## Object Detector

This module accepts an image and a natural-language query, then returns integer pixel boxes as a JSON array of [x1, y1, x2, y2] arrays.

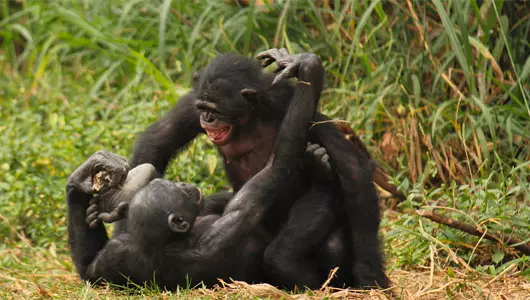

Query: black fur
[[129, 51, 388, 289], [67, 52, 334, 290]]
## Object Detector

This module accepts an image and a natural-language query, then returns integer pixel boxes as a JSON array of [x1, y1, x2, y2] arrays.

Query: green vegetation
[[1, 0, 529, 298]]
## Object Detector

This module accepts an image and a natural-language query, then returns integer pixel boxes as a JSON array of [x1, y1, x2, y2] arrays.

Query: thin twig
[[417, 210, 530, 255], [484, 264, 518, 288]]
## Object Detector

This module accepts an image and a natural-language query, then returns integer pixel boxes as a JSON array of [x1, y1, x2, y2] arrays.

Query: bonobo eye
[[167, 213, 190, 233]]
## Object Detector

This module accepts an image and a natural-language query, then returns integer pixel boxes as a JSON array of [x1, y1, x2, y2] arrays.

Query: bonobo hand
[[86, 163, 156, 228], [86, 198, 129, 228], [305, 142, 334, 181], [256, 48, 323, 86], [67, 150, 130, 195]]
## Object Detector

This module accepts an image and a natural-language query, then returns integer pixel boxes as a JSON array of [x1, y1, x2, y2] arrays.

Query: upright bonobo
[[67, 50, 332, 289], [131, 50, 389, 289]]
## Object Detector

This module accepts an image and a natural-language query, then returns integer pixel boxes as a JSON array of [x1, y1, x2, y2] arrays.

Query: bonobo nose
[[175, 182, 202, 202]]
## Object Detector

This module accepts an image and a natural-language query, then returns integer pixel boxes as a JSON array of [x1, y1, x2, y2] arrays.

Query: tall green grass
[[1, 0, 529, 284]]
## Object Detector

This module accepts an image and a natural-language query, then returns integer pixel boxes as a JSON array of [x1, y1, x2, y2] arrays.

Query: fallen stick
[[417, 210, 530, 256]]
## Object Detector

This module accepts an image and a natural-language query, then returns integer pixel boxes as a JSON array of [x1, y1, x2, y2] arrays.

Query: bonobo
[[67, 51, 332, 289], [131, 50, 389, 289]]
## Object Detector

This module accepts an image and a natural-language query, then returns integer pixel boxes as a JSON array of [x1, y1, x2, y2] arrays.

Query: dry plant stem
[[417, 210, 530, 255], [373, 167, 406, 201], [484, 263, 518, 288]]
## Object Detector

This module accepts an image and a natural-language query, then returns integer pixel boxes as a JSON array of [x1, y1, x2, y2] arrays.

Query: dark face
[[195, 79, 255, 146], [128, 179, 203, 236]]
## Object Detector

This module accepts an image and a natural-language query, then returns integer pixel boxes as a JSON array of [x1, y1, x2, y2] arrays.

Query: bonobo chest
[[219, 124, 278, 190]]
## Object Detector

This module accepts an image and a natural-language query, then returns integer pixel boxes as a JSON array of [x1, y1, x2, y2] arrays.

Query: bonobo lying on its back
[[66, 50, 335, 289], [131, 50, 389, 289]]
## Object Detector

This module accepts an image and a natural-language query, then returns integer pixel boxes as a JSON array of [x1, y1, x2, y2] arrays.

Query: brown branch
[[417, 210, 530, 256], [373, 167, 406, 201]]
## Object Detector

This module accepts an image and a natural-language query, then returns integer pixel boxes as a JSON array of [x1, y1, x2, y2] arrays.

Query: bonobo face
[[195, 79, 254, 146], [129, 178, 203, 235], [193, 53, 264, 147]]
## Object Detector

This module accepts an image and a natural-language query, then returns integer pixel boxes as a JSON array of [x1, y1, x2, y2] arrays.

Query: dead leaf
[[380, 131, 399, 163]]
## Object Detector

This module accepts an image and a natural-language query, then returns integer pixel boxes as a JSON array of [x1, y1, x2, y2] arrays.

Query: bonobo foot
[[67, 150, 130, 195], [86, 163, 157, 228], [305, 142, 333, 180], [256, 48, 323, 86]]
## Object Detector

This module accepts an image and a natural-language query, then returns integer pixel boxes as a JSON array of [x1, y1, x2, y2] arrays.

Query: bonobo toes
[[67, 150, 130, 195]]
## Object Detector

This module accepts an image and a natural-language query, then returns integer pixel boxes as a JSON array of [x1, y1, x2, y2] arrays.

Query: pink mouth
[[201, 122, 233, 145]]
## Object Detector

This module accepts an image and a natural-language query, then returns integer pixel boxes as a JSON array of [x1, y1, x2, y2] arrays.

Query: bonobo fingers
[[86, 210, 100, 229], [98, 202, 129, 224], [305, 142, 320, 153], [86, 202, 99, 216], [272, 64, 297, 86], [305, 142, 333, 179], [256, 48, 289, 68], [257, 49, 320, 86], [86, 198, 101, 228]]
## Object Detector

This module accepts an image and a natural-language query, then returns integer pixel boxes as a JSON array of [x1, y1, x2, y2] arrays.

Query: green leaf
[[207, 154, 217, 175], [492, 250, 504, 264]]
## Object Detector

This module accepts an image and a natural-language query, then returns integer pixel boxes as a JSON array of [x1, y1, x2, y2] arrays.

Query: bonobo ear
[[167, 213, 190, 233], [192, 72, 201, 84], [240, 88, 258, 107]]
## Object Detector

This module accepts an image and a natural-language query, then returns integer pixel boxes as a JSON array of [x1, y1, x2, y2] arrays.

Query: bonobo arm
[[182, 50, 324, 273], [66, 151, 130, 281], [131, 93, 204, 175]]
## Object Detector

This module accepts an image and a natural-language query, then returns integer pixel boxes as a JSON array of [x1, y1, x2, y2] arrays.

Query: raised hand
[[256, 48, 323, 87]]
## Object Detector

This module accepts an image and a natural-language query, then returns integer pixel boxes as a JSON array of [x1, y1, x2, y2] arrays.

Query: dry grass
[[1, 254, 528, 299], [1, 231, 529, 300], [1, 1, 530, 299]]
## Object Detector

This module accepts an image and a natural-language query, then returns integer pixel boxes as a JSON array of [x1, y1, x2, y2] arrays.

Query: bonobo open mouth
[[200, 117, 233, 145], [196, 100, 234, 145]]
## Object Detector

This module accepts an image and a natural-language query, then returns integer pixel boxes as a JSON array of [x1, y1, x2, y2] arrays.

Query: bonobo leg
[[86, 164, 157, 229], [264, 183, 334, 290], [351, 177, 389, 288], [316, 226, 355, 287]]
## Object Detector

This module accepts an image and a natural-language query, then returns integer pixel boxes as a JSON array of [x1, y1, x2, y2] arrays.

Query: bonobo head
[[127, 178, 203, 242], [193, 53, 292, 149]]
